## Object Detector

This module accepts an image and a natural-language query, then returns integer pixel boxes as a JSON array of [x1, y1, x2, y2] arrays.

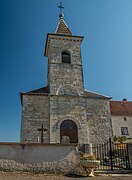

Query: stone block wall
[[20, 94, 113, 145], [47, 36, 84, 96], [0, 143, 82, 174], [48, 38, 82, 65], [86, 98, 113, 145], [49, 95, 112, 145], [49, 95, 89, 144], [20, 94, 50, 143], [49, 64, 84, 96]]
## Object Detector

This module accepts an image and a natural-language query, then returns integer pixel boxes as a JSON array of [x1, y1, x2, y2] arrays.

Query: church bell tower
[[44, 2, 84, 96], [20, 1, 112, 145]]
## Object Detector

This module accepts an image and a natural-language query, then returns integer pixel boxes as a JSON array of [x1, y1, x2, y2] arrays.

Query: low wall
[[0, 143, 83, 174], [0, 143, 76, 163]]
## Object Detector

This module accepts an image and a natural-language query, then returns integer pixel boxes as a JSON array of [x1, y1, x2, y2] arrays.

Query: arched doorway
[[60, 120, 78, 143]]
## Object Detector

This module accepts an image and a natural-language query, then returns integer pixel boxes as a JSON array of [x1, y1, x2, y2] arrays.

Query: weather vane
[[58, 1, 64, 19]]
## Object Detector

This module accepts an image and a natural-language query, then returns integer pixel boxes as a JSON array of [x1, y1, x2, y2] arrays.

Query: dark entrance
[[93, 138, 130, 170], [60, 120, 78, 143]]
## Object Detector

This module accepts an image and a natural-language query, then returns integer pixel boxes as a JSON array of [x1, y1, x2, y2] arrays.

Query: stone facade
[[49, 95, 88, 144], [49, 95, 112, 144], [20, 15, 113, 145], [20, 94, 50, 143], [46, 35, 84, 96], [21, 93, 112, 144], [86, 99, 112, 144]]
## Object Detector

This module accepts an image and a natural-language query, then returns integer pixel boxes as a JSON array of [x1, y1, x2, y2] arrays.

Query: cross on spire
[[58, 1, 64, 19], [38, 124, 47, 143]]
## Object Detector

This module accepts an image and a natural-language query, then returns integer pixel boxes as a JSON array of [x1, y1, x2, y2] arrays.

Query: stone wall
[[0, 143, 76, 163], [49, 95, 89, 144], [49, 64, 84, 96], [20, 92, 113, 145], [20, 94, 113, 145], [86, 98, 113, 145], [20, 94, 50, 143], [47, 36, 84, 96], [48, 37, 82, 65], [49, 95, 112, 145], [0, 143, 82, 174]]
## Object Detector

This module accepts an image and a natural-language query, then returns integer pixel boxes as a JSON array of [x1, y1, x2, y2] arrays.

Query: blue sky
[[0, 0, 132, 142]]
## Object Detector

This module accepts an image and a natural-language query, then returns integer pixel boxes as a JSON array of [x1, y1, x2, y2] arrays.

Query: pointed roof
[[55, 18, 72, 35], [55, 1, 72, 35]]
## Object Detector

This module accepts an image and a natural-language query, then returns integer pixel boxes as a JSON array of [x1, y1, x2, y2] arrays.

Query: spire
[[55, 1, 72, 36]]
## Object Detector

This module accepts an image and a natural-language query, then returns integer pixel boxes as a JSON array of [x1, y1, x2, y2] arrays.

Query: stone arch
[[56, 85, 79, 96], [55, 116, 82, 143], [57, 116, 81, 130], [60, 120, 78, 143]]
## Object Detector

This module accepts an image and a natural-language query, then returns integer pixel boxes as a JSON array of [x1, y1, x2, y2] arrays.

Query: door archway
[[60, 120, 78, 143]]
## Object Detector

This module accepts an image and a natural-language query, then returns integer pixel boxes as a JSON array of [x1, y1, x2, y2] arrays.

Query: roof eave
[[44, 33, 84, 57]]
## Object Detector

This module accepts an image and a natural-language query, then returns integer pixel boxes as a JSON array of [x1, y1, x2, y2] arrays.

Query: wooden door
[[60, 120, 78, 143]]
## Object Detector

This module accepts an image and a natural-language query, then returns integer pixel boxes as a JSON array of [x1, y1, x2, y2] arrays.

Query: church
[[20, 2, 113, 145]]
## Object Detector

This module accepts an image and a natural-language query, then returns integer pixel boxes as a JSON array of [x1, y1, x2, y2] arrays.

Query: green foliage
[[113, 135, 127, 143]]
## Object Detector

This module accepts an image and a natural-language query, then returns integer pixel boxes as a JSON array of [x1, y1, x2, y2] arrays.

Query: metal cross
[[38, 124, 47, 143], [58, 1, 64, 14]]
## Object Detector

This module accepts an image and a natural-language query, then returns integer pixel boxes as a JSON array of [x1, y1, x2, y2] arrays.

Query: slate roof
[[110, 100, 132, 116]]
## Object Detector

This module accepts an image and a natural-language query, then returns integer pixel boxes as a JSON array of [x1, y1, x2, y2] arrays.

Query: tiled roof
[[110, 100, 132, 116], [27, 86, 49, 94], [23, 87, 110, 99], [55, 19, 72, 35], [20, 87, 110, 105], [84, 90, 110, 99]]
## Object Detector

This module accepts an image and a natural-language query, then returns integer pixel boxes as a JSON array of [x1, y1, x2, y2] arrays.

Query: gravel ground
[[0, 172, 132, 180]]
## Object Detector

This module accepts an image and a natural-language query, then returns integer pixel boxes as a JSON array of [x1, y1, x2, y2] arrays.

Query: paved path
[[0, 172, 132, 180]]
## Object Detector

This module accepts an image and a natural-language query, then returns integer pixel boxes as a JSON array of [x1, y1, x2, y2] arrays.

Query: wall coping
[[0, 142, 78, 146]]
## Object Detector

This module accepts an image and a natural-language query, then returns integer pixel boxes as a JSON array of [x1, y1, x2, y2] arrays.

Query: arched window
[[62, 51, 71, 63], [60, 120, 78, 143]]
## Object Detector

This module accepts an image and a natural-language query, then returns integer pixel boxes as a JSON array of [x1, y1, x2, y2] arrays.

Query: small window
[[121, 127, 129, 135], [124, 117, 127, 121], [62, 51, 71, 63]]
